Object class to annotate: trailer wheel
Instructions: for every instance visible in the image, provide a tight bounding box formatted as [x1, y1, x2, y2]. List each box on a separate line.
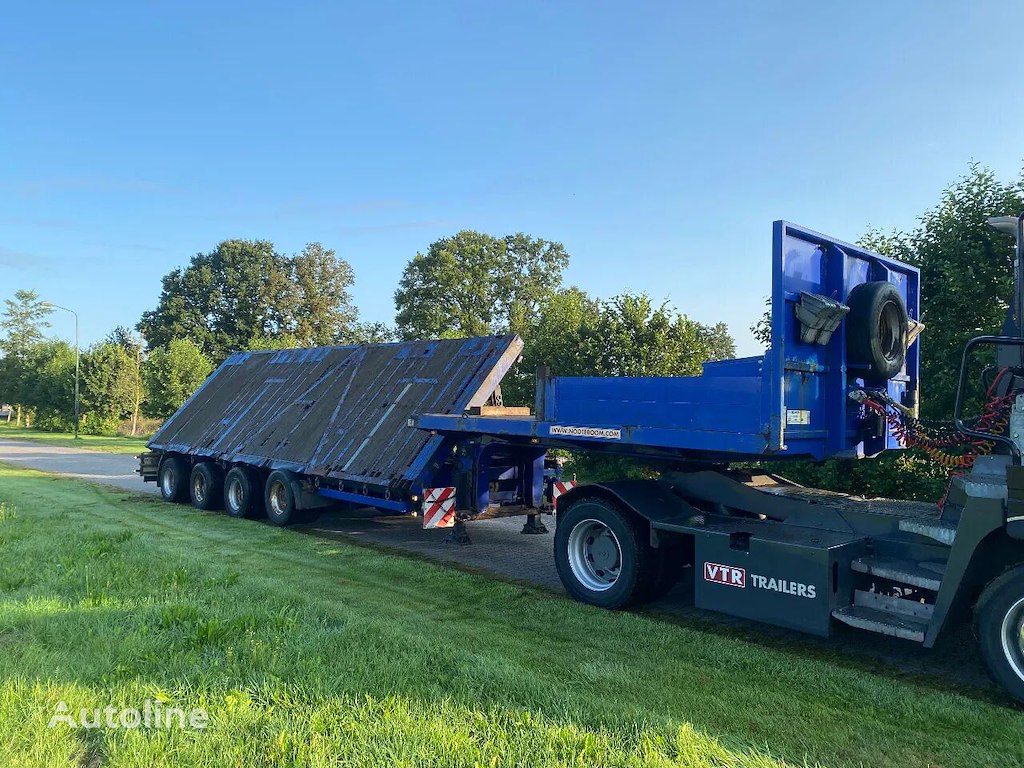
[189, 463, 224, 511]
[158, 456, 189, 504]
[554, 496, 657, 609]
[846, 280, 908, 380]
[265, 470, 299, 526]
[975, 564, 1024, 704]
[223, 466, 262, 519]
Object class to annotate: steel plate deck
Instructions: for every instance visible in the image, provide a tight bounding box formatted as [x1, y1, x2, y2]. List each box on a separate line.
[148, 335, 522, 497]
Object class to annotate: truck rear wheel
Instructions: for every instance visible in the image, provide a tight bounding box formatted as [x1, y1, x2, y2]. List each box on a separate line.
[223, 466, 262, 519]
[189, 463, 223, 511]
[159, 456, 189, 504]
[265, 470, 299, 526]
[554, 496, 657, 609]
[975, 565, 1024, 704]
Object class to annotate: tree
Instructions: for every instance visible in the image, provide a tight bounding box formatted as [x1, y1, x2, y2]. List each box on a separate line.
[393, 231, 569, 340]
[106, 327, 146, 435]
[750, 297, 771, 349]
[0, 290, 53, 425]
[0, 289, 52, 354]
[81, 341, 137, 435]
[509, 289, 736, 480]
[143, 339, 214, 419]
[17, 340, 76, 430]
[503, 287, 736, 406]
[903, 165, 1024, 420]
[138, 240, 359, 361]
[500, 287, 602, 404]
[286, 243, 359, 346]
[350, 321, 396, 344]
[586, 293, 734, 378]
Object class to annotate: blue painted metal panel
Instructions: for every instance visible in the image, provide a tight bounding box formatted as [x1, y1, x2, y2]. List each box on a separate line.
[316, 487, 411, 513]
[416, 221, 920, 463]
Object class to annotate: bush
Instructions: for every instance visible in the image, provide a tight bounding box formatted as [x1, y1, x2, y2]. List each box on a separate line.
[32, 409, 76, 433]
[771, 451, 948, 503]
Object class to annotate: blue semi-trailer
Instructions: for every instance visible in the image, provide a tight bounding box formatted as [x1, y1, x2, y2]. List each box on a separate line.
[141, 217, 1024, 704]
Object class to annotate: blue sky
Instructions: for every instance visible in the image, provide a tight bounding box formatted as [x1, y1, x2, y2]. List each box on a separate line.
[2, 1, 1022, 357]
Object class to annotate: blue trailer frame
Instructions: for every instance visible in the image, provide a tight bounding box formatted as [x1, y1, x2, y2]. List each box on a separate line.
[416, 221, 920, 464]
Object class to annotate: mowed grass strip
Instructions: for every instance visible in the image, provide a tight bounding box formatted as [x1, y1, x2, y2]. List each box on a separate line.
[0, 424, 149, 455]
[0, 464, 1021, 767]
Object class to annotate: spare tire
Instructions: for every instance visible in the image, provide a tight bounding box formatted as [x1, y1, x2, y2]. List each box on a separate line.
[846, 281, 908, 380]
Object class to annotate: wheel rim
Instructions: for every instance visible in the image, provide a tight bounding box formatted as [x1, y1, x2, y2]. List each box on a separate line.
[566, 518, 622, 592]
[269, 481, 288, 517]
[193, 473, 206, 503]
[227, 477, 243, 511]
[878, 299, 904, 363]
[162, 467, 175, 496]
[1001, 595, 1024, 683]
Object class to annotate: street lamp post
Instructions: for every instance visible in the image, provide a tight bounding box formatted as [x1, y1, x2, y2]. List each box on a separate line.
[43, 303, 80, 439]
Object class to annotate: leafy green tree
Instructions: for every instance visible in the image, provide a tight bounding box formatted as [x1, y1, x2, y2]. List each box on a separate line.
[1, 289, 52, 354]
[750, 297, 771, 349]
[903, 165, 1024, 420]
[512, 290, 735, 480]
[350, 321, 396, 344]
[587, 294, 734, 377]
[394, 231, 568, 340]
[0, 290, 53, 425]
[17, 340, 76, 430]
[245, 333, 302, 352]
[143, 339, 214, 419]
[106, 327, 146, 435]
[504, 287, 735, 406]
[139, 240, 359, 361]
[81, 341, 137, 435]
[286, 243, 359, 346]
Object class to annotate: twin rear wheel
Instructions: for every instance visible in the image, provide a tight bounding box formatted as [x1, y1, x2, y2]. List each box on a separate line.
[158, 457, 303, 526]
[554, 496, 680, 609]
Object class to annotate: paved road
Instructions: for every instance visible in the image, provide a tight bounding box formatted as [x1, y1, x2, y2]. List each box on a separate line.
[0, 438, 1004, 702]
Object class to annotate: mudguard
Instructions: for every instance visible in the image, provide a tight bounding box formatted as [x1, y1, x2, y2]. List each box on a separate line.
[555, 479, 697, 547]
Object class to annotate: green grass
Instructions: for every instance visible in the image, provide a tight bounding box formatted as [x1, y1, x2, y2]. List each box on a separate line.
[0, 465, 1022, 767]
[0, 423, 149, 454]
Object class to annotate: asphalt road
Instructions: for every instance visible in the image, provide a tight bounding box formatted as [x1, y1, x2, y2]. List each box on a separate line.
[0, 438, 1007, 703]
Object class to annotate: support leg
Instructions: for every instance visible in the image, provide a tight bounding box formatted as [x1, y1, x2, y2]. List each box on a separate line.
[521, 513, 549, 534]
[444, 520, 472, 545]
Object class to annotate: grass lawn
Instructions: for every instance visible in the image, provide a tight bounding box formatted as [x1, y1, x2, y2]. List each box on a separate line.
[0, 464, 1021, 767]
[0, 423, 149, 455]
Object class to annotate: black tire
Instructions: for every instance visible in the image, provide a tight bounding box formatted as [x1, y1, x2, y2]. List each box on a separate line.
[189, 462, 224, 511]
[158, 456, 189, 503]
[975, 565, 1024, 704]
[264, 470, 299, 527]
[845, 280, 909, 380]
[223, 466, 263, 519]
[554, 496, 658, 609]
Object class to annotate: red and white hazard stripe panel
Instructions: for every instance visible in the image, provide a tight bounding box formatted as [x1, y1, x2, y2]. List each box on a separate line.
[422, 487, 457, 529]
[550, 480, 577, 506]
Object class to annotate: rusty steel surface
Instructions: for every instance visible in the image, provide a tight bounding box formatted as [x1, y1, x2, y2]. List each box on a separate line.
[148, 335, 523, 495]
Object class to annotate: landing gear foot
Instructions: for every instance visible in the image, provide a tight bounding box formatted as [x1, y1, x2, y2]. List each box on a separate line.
[444, 520, 472, 545]
[521, 514, 549, 534]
